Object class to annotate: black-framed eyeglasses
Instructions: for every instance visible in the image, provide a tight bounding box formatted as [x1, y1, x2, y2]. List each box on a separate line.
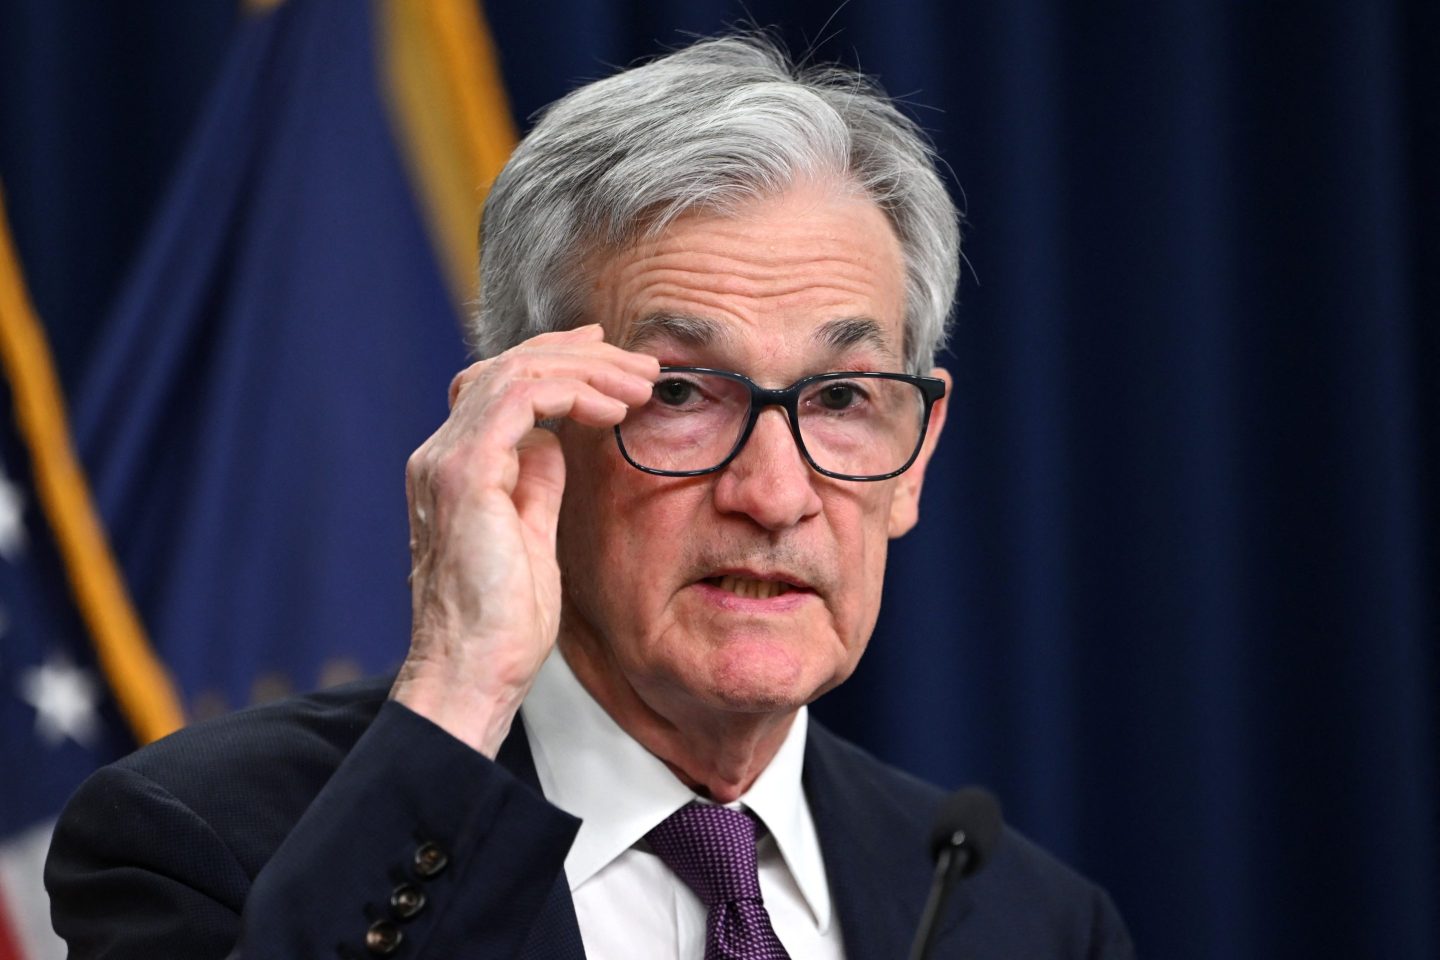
[614, 366, 946, 482]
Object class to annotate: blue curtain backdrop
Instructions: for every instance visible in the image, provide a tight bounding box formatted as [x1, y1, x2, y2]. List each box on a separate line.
[1, 2, 1435, 958]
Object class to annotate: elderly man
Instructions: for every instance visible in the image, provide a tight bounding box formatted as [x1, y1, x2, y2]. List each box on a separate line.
[47, 35, 1132, 959]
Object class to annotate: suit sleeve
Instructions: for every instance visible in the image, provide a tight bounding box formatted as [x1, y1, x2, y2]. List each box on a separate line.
[46, 701, 580, 960]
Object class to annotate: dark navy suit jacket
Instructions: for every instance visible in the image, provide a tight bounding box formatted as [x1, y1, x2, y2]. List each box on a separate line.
[46, 677, 1133, 959]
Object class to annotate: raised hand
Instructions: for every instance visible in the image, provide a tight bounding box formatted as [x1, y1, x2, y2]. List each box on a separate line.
[390, 324, 658, 756]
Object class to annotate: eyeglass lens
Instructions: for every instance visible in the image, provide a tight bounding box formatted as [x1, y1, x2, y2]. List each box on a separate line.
[618, 371, 926, 477]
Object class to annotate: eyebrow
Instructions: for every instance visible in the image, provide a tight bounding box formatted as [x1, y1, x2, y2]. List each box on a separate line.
[813, 316, 896, 360]
[620, 312, 899, 363]
[620, 313, 737, 352]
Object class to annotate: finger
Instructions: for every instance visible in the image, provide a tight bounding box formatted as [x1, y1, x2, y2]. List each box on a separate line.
[529, 359, 654, 407]
[488, 377, 632, 434]
[512, 429, 566, 552]
[448, 326, 605, 407]
[449, 367, 474, 409]
[434, 378, 632, 494]
[448, 335, 658, 409]
[453, 363, 654, 424]
[514, 338, 660, 380]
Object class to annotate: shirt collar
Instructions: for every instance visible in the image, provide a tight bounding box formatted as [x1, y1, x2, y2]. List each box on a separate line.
[520, 650, 833, 931]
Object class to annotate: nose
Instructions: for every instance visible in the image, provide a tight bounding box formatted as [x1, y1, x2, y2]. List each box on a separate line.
[711, 408, 823, 530]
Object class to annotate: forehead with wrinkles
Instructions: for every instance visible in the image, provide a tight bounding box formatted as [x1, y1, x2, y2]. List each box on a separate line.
[588, 185, 908, 372]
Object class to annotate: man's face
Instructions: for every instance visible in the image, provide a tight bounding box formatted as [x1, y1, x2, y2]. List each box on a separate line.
[556, 181, 948, 724]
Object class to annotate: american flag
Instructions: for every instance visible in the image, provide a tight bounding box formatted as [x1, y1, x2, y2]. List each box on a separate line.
[0, 1, 514, 954]
[0, 211, 131, 959]
[0, 450, 87, 960]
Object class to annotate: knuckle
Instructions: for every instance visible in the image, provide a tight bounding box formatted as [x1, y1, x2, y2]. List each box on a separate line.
[405, 444, 431, 480]
[498, 377, 544, 408]
[429, 444, 498, 502]
[447, 373, 468, 404]
[487, 352, 522, 380]
[449, 359, 488, 395]
[428, 448, 468, 490]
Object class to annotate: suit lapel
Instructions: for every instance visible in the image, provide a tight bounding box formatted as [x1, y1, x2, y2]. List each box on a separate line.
[803, 723, 972, 960]
[497, 719, 589, 960]
[489, 714, 967, 959]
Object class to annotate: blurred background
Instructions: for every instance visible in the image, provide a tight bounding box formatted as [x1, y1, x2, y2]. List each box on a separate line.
[0, 1, 1435, 957]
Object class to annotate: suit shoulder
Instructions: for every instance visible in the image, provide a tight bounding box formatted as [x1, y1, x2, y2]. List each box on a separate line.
[804, 717, 949, 817]
[977, 829, 1134, 957]
[117, 675, 391, 780]
[71, 676, 394, 874]
[805, 720, 1132, 956]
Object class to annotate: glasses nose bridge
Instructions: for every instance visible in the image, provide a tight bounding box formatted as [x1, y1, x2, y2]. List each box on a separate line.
[749, 380, 799, 414]
[742, 380, 804, 438]
[730, 379, 807, 466]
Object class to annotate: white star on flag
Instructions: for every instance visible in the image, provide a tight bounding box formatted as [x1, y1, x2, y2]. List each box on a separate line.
[0, 461, 27, 562]
[19, 654, 101, 749]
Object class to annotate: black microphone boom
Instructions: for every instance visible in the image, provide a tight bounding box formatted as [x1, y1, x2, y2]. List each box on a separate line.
[907, 787, 1003, 960]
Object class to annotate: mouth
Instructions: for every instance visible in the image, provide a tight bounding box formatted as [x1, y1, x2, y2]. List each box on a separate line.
[698, 572, 812, 601]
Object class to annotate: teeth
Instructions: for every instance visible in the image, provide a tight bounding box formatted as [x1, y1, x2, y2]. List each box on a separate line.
[716, 576, 792, 599]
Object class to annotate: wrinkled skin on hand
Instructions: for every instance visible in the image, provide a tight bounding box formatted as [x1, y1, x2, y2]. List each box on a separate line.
[391, 325, 659, 756]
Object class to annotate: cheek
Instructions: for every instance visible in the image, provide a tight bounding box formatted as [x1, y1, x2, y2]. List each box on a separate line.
[556, 431, 622, 607]
[557, 429, 695, 624]
[831, 487, 897, 644]
[850, 537, 889, 647]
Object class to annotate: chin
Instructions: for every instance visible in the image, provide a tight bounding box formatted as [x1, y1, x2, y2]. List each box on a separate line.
[698, 639, 834, 714]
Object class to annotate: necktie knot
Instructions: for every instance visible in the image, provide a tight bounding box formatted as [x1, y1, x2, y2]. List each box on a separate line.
[646, 802, 790, 958]
[645, 802, 762, 907]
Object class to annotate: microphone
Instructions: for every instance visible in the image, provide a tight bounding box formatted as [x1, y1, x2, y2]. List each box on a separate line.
[907, 787, 1003, 960]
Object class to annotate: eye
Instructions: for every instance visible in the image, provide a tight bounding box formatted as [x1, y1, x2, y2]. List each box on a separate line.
[653, 378, 698, 406]
[817, 382, 862, 410]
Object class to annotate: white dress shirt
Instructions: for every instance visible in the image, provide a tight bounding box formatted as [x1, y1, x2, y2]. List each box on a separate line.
[520, 651, 846, 959]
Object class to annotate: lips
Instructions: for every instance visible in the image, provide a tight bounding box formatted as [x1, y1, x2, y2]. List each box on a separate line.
[706, 575, 794, 600]
[698, 571, 813, 601]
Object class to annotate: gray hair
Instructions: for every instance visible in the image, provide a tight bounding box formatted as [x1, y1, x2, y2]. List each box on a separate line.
[474, 34, 960, 373]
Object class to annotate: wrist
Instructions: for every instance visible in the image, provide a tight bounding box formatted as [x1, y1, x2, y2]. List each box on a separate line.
[389, 660, 531, 758]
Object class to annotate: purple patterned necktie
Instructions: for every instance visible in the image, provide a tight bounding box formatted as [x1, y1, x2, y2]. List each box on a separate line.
[645, 802, 792, 960]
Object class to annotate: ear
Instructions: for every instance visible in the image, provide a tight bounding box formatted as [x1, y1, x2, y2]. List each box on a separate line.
[887, 367, 951, 538]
